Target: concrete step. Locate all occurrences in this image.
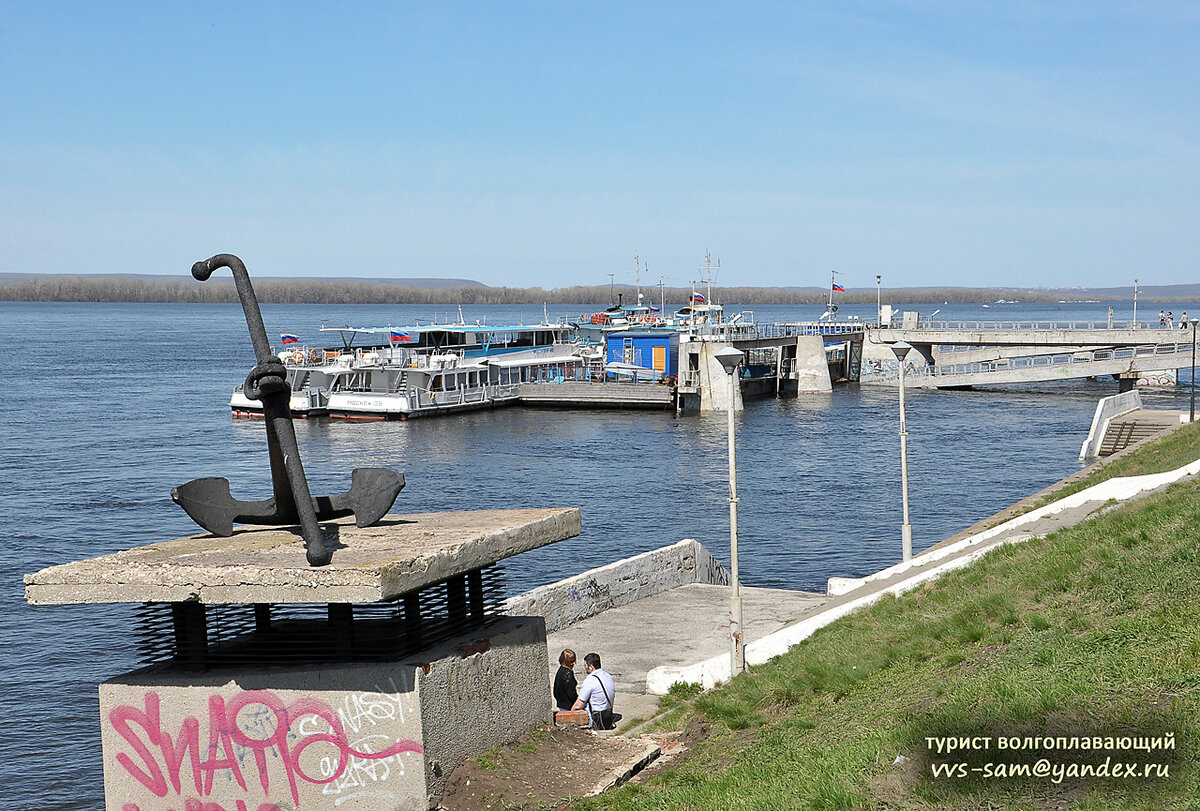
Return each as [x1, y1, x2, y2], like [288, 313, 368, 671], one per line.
[1099, 418, 1172, 456]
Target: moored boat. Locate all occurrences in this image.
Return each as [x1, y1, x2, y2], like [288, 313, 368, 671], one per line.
[230, 322, 585, 421]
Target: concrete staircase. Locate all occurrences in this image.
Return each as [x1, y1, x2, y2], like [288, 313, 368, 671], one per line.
[1099, 411, 1183, 456]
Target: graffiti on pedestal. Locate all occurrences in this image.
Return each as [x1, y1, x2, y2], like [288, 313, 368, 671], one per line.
[105, 684, 423, 811]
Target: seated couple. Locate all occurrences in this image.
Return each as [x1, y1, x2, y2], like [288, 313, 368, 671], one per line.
[554, 649, 616, 730]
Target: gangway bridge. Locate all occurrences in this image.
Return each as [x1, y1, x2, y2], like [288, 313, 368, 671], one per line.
[682, 318, 1194, 394]
[868, 320, 1195, 390]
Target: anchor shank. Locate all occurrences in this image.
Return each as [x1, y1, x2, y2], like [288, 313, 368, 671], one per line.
[192, 254, 332, 565]
[263, 407, 298, 519]
[264, 395, 328, 564]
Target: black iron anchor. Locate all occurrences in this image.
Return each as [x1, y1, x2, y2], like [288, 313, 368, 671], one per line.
[171, 254, 405, 566]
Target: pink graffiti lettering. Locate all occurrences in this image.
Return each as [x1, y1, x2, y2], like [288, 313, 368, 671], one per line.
[109, 690, 423, 808]
[121, 802, 285, 811]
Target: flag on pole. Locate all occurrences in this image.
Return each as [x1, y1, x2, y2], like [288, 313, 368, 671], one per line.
[280, 333, 300, 345]
[831, 284, 845, 293]
[390, 330, 415, 343]
[692, 293, 706, 303]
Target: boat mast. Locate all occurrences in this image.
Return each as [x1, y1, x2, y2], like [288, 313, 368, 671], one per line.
[629, 254, 644, 307]
[696, 251, 719, 323]
[658, 274, 667, 315]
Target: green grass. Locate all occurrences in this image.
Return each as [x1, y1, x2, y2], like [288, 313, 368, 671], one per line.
[576, 433, 1200, 810]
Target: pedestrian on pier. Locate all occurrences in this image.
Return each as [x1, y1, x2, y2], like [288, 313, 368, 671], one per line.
[1181, 312, 1190, 329]
[572, 652, 616, 729]
[554, 649, 579, 711]
[1159, 309, 1167, 326]
[1168, 311, 1175, 328]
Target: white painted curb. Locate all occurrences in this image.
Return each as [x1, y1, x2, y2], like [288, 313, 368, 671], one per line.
[646, 457, 1200, 695]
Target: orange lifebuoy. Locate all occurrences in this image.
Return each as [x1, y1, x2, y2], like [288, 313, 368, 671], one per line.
[309, 348, 325, 363]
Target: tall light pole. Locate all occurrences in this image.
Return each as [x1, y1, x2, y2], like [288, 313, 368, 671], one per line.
[891, 341, 914, 562]
[714, 345, 745, 676]
[876, 275, 882, 326]
[1191, 322, 1196, 423]
[1133, 279, 1139, 328]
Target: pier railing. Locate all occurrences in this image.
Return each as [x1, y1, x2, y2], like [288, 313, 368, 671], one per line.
[906, 320, 1163, 332]
[930, 342, 1193, 378]
[688, 321, 867, 341]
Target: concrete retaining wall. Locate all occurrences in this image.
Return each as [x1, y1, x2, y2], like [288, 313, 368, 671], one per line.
[503, 539, 729, 634]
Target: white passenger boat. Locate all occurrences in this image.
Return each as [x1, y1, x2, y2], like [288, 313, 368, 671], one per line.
[230, 347, 350, 418]
[230, 322, 585, 421]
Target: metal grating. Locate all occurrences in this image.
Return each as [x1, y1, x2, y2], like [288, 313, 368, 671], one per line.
[132, 564, 507, 670]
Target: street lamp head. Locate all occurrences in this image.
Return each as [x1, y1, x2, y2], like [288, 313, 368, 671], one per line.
[714, 345, 744, 375]
[890, 341, 913, 362]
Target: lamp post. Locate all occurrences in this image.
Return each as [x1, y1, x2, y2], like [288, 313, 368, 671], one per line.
[1191, 322, 1197, 423]
[891, 341, 914, 562]
[876, 275, 882, 326]
[1133, 278, 1139, 327]
[714, 345, 745, 676]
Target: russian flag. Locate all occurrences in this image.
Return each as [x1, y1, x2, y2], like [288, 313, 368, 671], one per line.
[831, 284, 845, 293]
[649, 304, 661, 313]
[389, 329, 415, 343]
[280, 333, 300, 345]
[692, 293, 706, 303]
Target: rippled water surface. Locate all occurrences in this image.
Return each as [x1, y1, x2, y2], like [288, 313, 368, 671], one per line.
[1, 299, 1196, 809]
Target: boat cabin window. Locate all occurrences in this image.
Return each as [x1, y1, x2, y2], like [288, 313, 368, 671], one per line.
[536, 330, 553, 346]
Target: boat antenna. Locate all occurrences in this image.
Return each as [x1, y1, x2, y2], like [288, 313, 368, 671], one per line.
[658, 274, 667, 315]
[607, 273, 615, 305]
[543, 301, 549, 324]
[458, 303, 465, 324]
[628, 254, 645, 306]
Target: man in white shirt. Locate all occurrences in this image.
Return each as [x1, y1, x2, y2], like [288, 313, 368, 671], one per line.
[571, 652, 616, 729]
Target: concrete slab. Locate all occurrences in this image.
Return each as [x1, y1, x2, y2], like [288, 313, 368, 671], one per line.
[546, 583, 828, 707]
[25, 508, 581, 605]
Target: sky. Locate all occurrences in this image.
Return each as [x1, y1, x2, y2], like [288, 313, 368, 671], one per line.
[2, 2, 1198, 289]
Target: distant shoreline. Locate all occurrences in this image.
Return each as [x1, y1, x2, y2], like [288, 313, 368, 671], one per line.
[3, 275, 1195, 305]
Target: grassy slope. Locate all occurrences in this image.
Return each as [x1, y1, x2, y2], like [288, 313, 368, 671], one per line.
[582, 427, 1200, 810]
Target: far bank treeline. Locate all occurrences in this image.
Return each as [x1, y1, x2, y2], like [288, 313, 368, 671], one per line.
[0, 276, 1132, 306]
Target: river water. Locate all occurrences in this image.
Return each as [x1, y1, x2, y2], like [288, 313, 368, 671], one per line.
[1, 297, 1196, 809]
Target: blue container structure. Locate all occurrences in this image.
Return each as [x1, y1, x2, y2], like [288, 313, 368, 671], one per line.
[605, 331, 679, 380]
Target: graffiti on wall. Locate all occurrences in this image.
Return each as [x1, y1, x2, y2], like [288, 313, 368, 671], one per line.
[107, 684, 423, 811]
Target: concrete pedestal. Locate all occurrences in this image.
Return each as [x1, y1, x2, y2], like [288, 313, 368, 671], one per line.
[100, 616, 546, 811]
[25, 508, 581, 811]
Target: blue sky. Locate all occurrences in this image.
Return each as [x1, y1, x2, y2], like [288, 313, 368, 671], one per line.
[2, 2, 1197, 289]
